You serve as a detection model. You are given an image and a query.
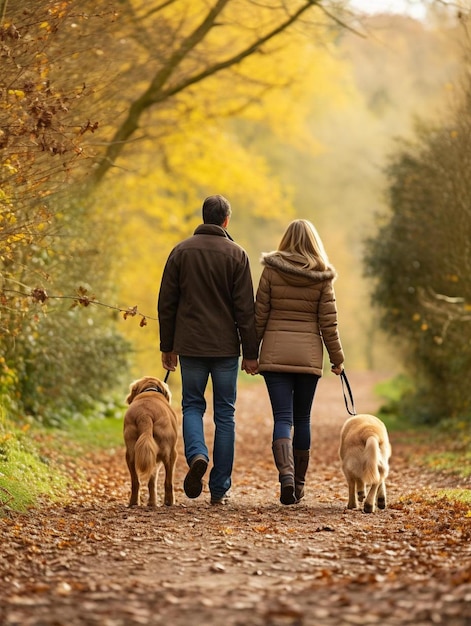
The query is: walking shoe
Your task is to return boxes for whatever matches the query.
[183,455,208,499]
[210,494,230,505]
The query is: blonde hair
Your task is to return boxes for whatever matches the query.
[277,219,330,271]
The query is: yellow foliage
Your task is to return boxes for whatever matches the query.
[95,1,355,375]
[7,89,25,99]
[2,161,18,174]
[7,233,28,244]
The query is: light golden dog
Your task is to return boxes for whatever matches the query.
[124,376,178,507]
[339,414,391,513]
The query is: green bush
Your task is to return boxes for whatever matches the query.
[365,80,471,424]
[14,308,130,425]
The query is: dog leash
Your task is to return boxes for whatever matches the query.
[164,370,170,383]
[340,370,356,416]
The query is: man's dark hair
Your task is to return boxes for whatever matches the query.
[202,195,232,225]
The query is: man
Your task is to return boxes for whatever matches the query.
[158,195,259,505]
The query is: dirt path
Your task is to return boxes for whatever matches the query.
[1,372,470,626]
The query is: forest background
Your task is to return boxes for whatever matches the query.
[0,0,469,428]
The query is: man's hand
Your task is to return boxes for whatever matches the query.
[242,358,258,375]
[331,364,344,376]
[162,352,178,371]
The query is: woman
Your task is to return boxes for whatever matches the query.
[255,219,344,505]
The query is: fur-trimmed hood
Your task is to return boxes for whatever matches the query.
[261,251,337,286]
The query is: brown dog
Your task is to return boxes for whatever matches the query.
[339,414,391,513]
[124,376,178,507]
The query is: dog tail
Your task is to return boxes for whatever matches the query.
[134,416,158,484]
[363,436,381,485]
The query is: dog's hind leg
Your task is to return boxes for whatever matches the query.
[163,449,177,506]
[147,467,159,507]
[364,482,380,513]
[347,476,358,509]
[126,451,140,507]
[357,481,366,503]
[377,480,387,509]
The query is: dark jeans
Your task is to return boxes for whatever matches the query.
[180,355,239,499]
[262,371,320,450]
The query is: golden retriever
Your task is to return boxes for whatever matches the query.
[339,414,391,513]
[124,376,178,507]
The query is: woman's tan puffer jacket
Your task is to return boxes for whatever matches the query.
[255,252,344,376]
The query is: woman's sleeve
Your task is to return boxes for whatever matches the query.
[254,268,271,343]
[318,280,344,366]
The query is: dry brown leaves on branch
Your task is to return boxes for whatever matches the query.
[5,286,156,325]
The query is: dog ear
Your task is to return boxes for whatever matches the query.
[125,380,141,405]
[158,380,172,404]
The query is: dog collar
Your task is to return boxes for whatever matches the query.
[140,387,164,395]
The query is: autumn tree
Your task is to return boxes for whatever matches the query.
[0,0,363,418]
[0,1,131,420]
[364,74,471,424]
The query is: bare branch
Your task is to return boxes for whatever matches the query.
[3,288,156,325]
[90,0,321,185]
[317,5,367,38]
[417,286,471,343]
[0,0,7,26]
[434,292,465,304]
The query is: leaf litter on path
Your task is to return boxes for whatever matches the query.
[0,372,470,625]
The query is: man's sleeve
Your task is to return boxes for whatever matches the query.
[232,253,259,360]
[157,255,180,353]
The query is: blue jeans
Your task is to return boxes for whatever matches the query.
[262,372,320,450]
[180,356,239,499]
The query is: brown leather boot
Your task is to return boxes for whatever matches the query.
[272,438,296,505]
[294,449,310,501]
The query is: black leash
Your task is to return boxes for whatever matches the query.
[340,370,356,416]
[164,370,170,384]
